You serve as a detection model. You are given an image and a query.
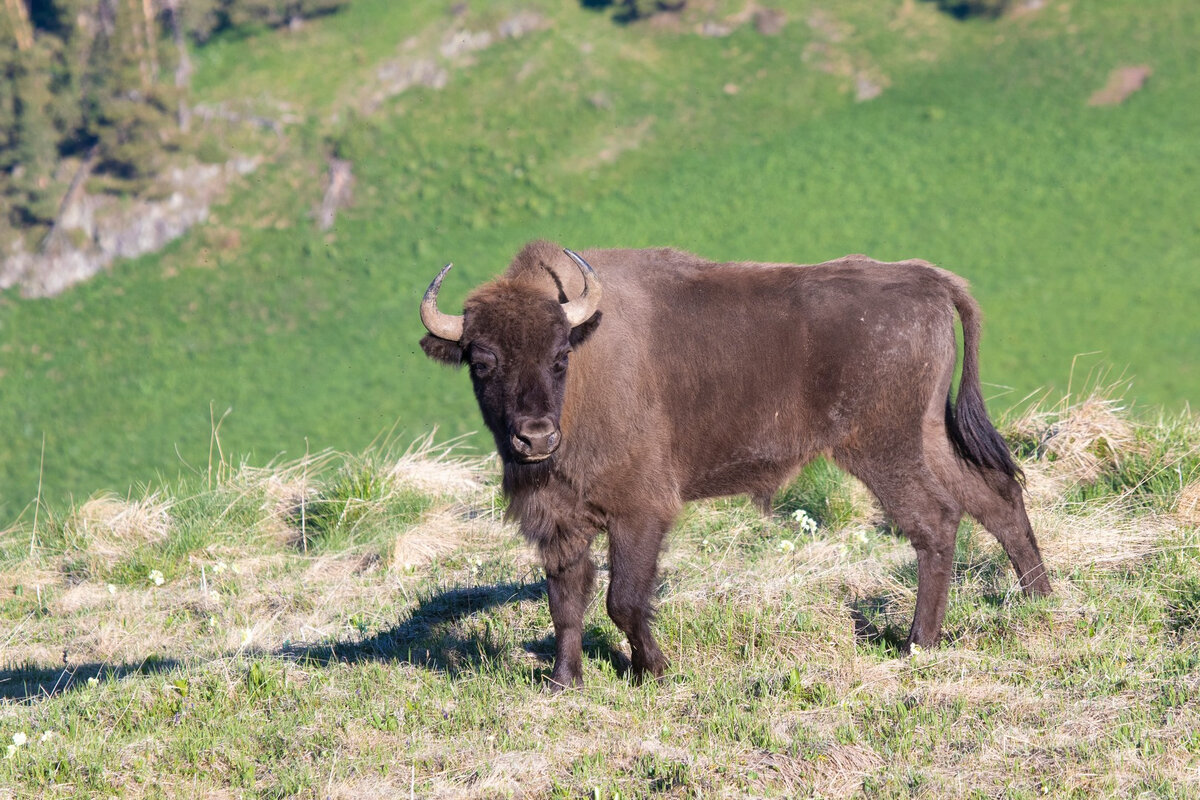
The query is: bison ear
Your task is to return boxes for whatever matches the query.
[568,310,602,348]
[420,334,465,366]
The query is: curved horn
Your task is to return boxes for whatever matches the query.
[561,249,603,327]
[419,263,464,341]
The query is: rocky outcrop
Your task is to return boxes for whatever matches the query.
[1,157,259,298]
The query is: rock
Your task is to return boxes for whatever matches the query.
[1087,65,1152,107]
[699,20,733,37]
[1,157,260,298]
[317,159,354,231]
[754,7,787,36]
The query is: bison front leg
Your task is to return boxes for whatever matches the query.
[606,514,670,682]
[542,532,596,691]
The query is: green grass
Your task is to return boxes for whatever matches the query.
[1,399,1199,796]
[1,0,1197,523]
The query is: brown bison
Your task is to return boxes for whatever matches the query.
[419,241,1051,689]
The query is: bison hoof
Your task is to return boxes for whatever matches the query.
[631,654,668,684]
[546,673,583,693]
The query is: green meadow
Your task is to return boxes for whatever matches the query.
[1,0,1197,521]
[1,389,1198,796]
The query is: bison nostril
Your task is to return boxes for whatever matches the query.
[512,420,560,460]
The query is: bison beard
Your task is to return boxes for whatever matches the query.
[420,240,1051,690]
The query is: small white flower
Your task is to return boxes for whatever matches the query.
[5,745,14,759]
[87,676,99,687]
[776,539,796,553]
[11,732,26,747]
[241,627,254,647]
[39,731,55,743]
[791,508,819,535]
[909,643,923,655]
[149,569,165,586]
[107,584,117,595]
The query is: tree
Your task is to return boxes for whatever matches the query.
[224,0,347,30]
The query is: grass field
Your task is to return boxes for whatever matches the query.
[1,390,1198,797]
[1,1,1197,522]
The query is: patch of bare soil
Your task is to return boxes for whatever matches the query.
[1087,65,1152,106]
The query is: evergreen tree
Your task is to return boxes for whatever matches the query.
[1,8,67,225]
[2,0,356,238]
[78,0,177,187]
[226,0,348,30]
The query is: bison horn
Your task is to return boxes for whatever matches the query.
[561,249,603,327]
[420,263,465,342]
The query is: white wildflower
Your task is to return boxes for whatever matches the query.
[107,584,117,595]
[148,569,165,586]
[791,508,819,535]
[4,745,14,759]
[39,731,56,743]
[87,676,99,687]
[11,732,26,747]
[777,539,796,554]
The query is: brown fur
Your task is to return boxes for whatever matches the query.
[420,240,1051,689]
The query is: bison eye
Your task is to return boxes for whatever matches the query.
[470,349,497,378]
[553,351,569,375]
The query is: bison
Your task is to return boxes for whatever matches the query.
[419,241,1051,689]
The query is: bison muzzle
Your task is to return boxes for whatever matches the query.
[420,241,1051,690]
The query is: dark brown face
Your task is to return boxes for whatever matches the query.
[420,285,601,465]
[418,248,604,465]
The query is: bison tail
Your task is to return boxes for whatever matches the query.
[946,281,1023,484]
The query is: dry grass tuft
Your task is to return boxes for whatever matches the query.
[1030,500,1172,569]
[812,743,885,797]
[66,492,173,561]
[1176,479,1200,527]
[1009,384,1140,501]
[389,508,475,571]
[386,432,492,498]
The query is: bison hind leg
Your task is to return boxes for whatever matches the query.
[957,467,1052,597]
[836,451,963,651]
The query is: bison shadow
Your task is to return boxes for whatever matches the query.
[279,579,631,679]
[578,0,686,25]
[0,654,184,702]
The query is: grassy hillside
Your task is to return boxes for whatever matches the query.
[1,392,1198,796]
[1,0,1197,521]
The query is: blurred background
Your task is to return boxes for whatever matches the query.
[1,0,1197,521]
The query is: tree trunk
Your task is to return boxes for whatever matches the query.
[4,0,34,51]
[41,144,101,255]
[125,0,151,90]
[165,0,192,130]
[142,0,160,84]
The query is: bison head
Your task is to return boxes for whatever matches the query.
[419,249,602,464]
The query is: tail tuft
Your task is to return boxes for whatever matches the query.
[946,277,1023,483]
